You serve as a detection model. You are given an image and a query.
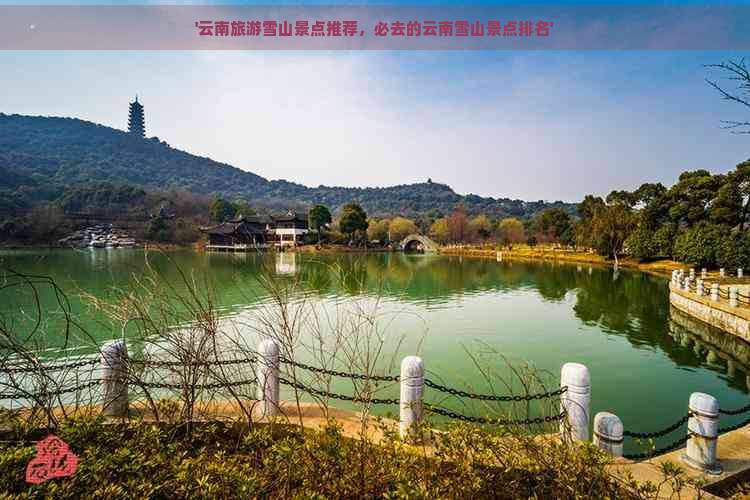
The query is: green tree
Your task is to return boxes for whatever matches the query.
[589,203,636,264]
[672,222,730,268]
[429,218,450,244]
[534,208,573,245]
[666,170,724,228]
[339,202,368,236]
[308,204,332,242]
[497,218,525,246]
[470,215,493,242]
[367,218,390,242]
[389,217,419,242]
[209,197,237,222]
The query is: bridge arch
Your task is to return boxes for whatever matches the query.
[401,234,440,253]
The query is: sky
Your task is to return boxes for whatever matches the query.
[1,1,749,202]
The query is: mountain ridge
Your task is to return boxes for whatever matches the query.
[0,113,576,218]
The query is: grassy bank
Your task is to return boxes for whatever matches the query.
[440,244,684,277]
[0,413,683,499]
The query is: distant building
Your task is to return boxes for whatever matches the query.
[200,211,309,251]
[128,96,145,138]
[201,215,268,250]
[271,210,308,247]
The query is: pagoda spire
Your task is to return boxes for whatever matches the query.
[128,96,145,138]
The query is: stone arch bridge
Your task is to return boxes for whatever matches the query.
[401,234,440,253]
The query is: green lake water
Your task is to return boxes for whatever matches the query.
[2,248,750,451]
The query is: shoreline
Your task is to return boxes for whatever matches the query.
[438,246,683,278]
[1,241,686,278]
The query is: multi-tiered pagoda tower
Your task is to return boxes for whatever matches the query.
[127,96,145,138]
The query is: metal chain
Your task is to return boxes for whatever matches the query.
[719,414,750,434]
[136,378,257,391]
[129,357,256,368]
[424,404,565,425]
[622,414,690,439]
[719,402,750,416]
[0,379,100,400]
[279,376,399,405]
[424,379,567,402]
[279,357,399,382]
[623,435,690,461]
[0,358,98,375]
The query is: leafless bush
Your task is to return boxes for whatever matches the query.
[0,269,100,431]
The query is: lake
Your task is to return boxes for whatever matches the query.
[2,248,749,451]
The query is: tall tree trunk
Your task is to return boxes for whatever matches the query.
[741,194,750,230]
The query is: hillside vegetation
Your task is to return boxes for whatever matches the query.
[0,113,574,218]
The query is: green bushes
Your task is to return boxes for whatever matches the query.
[0,415,657,499]
[625,224,676,260]
[672,222,730,268]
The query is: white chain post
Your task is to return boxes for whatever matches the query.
[683,276,692,292]
[696,279,704,297]
[671,270,678,285]
[560,363,591,443]
[101,339,128,417]
[593,412,623,457]
[682,392,721,475]
[720,268,726,278]
[257,339,280,418]
[701,268,707,279]
[400,356,424,440]
[730,287,739,308]
[689,268,695,280]
[739,268,744,279]
[711,283,720,302]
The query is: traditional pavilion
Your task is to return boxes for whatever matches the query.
[128,96,145,138]
[201,215,268,250]
[271,210,309,247]
[201,211,309,251]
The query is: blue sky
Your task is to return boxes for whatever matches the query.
[1,1,749,202]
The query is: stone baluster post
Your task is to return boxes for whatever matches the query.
[593,412,623,457]
[101,339,128,417]
[683,276,692,292]
[701,268,707,279]
[689,268,695,280]
[696,279,704,297]
[720,268,726,278]
[711,283,720,302]
[560,363,591,443]
[730,287,739,308]
[682,392,721,475]
[739,268,744,279]
[671,270,678,285]
[257,339,280,418]
[400,356,424,440]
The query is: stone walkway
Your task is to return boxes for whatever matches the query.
[612,424,750,499]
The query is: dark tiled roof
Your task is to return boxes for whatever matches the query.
[229,214,274,224]
[201,221,265,236]
[272,211,308,223]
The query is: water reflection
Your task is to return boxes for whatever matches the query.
[5,249,750,430]
[668,305,750,394]
[275,253,298,275]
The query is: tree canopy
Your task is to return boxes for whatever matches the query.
[339,203,368,235]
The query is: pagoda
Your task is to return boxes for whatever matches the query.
[127,96,145,138]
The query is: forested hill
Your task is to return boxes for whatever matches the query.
[0,113,575,217]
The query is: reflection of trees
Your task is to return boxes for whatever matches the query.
[572,269,668,337]
[571,267,750,395]
[668,306,750,394]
